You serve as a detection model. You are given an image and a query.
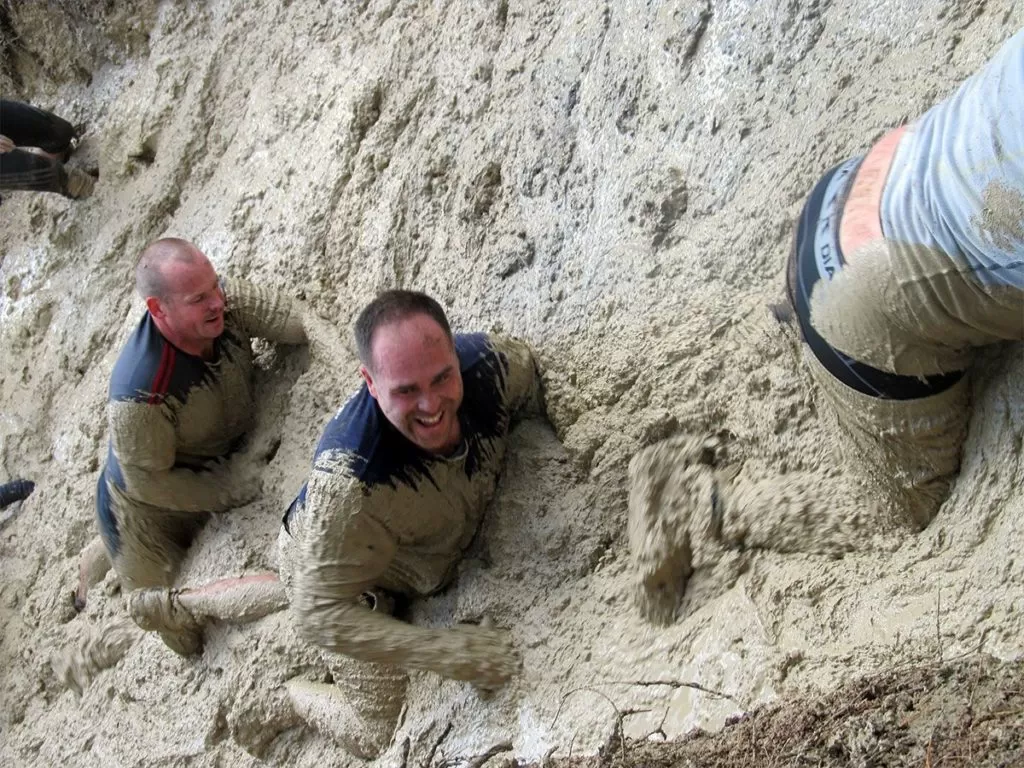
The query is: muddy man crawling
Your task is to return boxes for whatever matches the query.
[279,289,542,757]
[630,30,1024,625]
[73,237,344,651]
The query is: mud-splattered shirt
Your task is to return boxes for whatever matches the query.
[282,333,540,681]
[97,279,306,557]
[882,29,1024,341]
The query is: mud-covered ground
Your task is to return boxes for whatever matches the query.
[540,655,1024,768]
[1,1,1023,766]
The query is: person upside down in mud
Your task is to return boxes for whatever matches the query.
[70,237,346,659]
[628,29,1024,626]
[277,289,542,758]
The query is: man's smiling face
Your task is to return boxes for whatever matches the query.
[361,312,464,455]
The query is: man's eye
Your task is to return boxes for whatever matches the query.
[190,295,205,304]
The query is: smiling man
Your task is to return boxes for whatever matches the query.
[92,237,314,654]
[278,290,541,758]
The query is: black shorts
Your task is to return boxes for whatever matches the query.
[786,159,964,400]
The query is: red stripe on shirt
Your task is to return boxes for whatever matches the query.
[147,342,176,404]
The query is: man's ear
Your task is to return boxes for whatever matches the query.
[145,296,165,319]
[360,365,378,399]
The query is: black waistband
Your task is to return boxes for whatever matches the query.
[787,160,964,400]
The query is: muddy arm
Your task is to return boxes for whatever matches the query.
[224,278,307,345]
[290,470,519,687]
[225,277,349,365]
[109,401,258,512]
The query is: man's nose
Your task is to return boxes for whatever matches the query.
[419,391,441,413]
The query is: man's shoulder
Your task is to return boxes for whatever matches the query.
[314,388,382,473]
[454,331,521,452]
[312,385,434,490]
[454,332,495,371]
[108,314,207,407]
[109,314,173,405]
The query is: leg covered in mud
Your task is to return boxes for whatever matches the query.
[805,351,970,531]
[100,494,287,654]
[285,588,410,759]
[287,654,409,759]
[74,535,114,612]
[627,434,873,625]
[787,132,997,532]
[127,573,288,656]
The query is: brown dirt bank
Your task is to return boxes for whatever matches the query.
[535,655,1024,768]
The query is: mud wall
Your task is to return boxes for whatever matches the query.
[1,1,1022,766]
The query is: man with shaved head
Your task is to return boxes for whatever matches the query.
[87,237,330,654]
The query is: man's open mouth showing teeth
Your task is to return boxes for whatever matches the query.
[417,412,443,427]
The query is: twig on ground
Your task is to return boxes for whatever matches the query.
[464,740,513,768]
[551,686,622,728]
[423,722,453,768]
[608,678,743,707]
[551,686,646,767]
[600,708,649,767]
[973,707,1024,725]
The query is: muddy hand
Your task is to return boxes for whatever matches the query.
[444,624,521,690]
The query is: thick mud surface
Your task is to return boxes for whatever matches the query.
[1,2,1022,766]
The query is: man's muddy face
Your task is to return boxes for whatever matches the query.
[362,314,464,455]
[156,253,226,349]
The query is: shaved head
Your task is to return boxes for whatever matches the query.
[136,238,226,358]
[135,237,204,299]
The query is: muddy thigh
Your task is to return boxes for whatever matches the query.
[112,493,208,591]
[808,239,974,378]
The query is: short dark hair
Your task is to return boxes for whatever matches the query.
[354,290,453,368]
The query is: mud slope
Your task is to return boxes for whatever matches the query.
[1,1,1022,766]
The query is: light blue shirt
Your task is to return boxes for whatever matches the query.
[882,29,1024,290]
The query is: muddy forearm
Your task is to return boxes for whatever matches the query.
[224,278,307,345]
[120,460,252,513]
[292,595,517,685]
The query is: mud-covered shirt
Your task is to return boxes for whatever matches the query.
[882,28,1024,344]
[97,279,306,556]
[282,333,540,679]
